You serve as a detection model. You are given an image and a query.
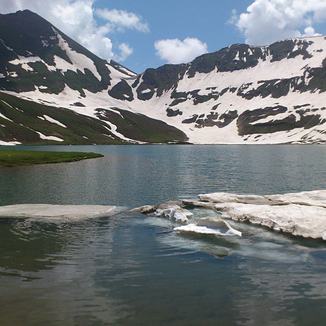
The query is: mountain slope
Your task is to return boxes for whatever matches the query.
[110,38,326,144]
[0,10,325,145]
[0,10,187,144]
[0,91,187,145]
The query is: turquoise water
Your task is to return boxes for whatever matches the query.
[0,145,325,325]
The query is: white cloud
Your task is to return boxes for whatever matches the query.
[228,9,238,25]
[303,26,320,37]
[154,38,208,64]
[96,8,149,33]
[233,0,326,45]
[0,0,148,61]
[115,43,134,62]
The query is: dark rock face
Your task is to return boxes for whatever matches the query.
[72,102,86,107]
[306,66,326,92]
[185,39,313,78]
[181,110,239,128]
[269,39,312,61]
[236,65,326,100]
[187,44,262,77]
[182,115,198,124]
[191,110,238,128]
[0,10,125,95]
[136,84,155,101]
[139,64,188,97]
[109,60,136,77]
[108,80,134,101]
[237,79,295,99]
[170,98,187,106]
[169,90,188,106]
[110,64,188,101]
[237,106,288,135]
[96,108,188,143]
[237,106,325,135]
[193,92,219,105]
[218,111,239,127]
[166,108,183,117]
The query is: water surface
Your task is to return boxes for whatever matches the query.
[0,145,325,325]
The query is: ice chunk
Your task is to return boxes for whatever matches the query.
[0,204,124,222]
[174,217,242,237]
[213,202,326,240]
[155,206,193,224]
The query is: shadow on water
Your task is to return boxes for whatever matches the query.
[0,215,124,276]
[0,214,131,325]
[0,218,68,276]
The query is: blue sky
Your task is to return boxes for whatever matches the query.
[1,0,326,72]
[96,0,253,71]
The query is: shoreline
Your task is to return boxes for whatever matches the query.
[0,150,104,167]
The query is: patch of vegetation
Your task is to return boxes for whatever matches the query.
[0,92,125,145]
[0,150,104,167]
[96,108,188,143]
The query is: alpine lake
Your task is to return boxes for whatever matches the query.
[0,145,325,326]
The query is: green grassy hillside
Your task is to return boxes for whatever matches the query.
[0,150,103,167]
[0,92,188,145]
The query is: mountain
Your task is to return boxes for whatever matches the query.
[0,10,325,145]
[0,10,187,145]
[111,38,326,144]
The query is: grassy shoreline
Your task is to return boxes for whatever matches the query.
[0,150,104,167]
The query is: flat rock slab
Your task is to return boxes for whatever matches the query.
[0,204,124,221]
[199,190,326,208]
[214,202,326,240]
[192,190,326,240]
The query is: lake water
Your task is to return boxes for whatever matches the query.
[0,145,326,325]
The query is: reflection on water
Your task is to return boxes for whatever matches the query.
[0,216,130,325]
[1,210,325,326]
[1,145,326,207]
[0,145,326,325]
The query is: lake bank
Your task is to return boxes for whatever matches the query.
[0,150,103,167]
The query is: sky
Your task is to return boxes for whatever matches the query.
[1,0,326,72]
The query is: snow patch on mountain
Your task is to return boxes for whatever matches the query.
[54,30,102,81]
[40,115,67,128]
[1,8,325,145]
[36,132,64,142]
[0,140,21,146]
[9,56,56,73]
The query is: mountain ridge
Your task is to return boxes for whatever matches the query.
[0,10,325,145]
